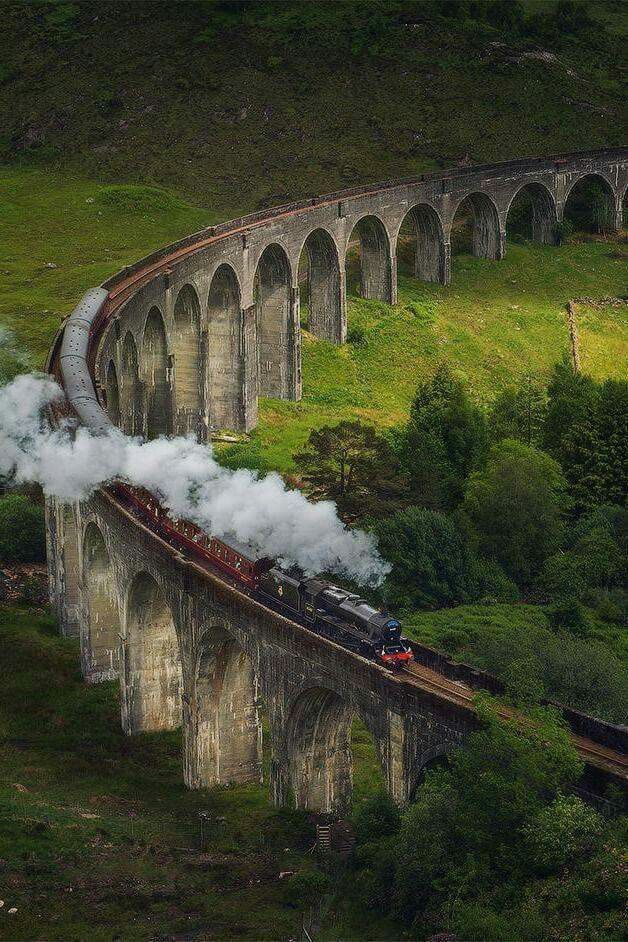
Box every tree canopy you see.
[462,439,569,585]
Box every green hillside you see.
[0,1,626,214]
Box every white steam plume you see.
[0,373,390,586]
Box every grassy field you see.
[0,605,390,941]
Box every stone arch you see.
[186,626,262,789]
[123,572,182,734]
[284,686,355,813]
[141,307,172,440]
[104,360,120,426]
[345,214,393,301]
[396,203,446,284]
[60,503,80,638]
[254,244,295,399]
[450,191,502,259]
[207,264,243,431]
[564,173,617,234]
[297,228,344,344]
[173,284,203,438]
[82,521,120,682]
[408,742,457,800]
[120,332,143,436]
[505,182,557,244]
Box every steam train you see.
[111,483,413,671]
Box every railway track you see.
[402,662,627,779]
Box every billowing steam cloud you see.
[0,373,390,585]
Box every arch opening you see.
[408,745,455,801]
[283,688,385,815]
[505,183,557,245]
[297,229,343,343]
[105,360,120,427]
[189,626,262,789]
[564,173,617,235]
[173,284,203,439]
[141,307,172,440]
[285,687,353,813]
[396,203,445,284]
[82,522,120,682]
[254,244,294,399]
[345,215,392,301]
[207,265,243,431]
[124,573,182,733]
[120,332,143,436]
[351,716,387,809]
[451,192,502,260]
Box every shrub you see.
[375,507,472,610]
[462,440,569,586]
[347,324,367,346]
[467,556,520,604]
[546,598,590,634]
[352,792,400,846]
[522,795,604,873]
[0,494,46,564]
[282,868,330,907]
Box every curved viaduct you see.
[46,148,627,814]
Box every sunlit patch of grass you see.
[252,238,627,470]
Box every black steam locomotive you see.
[112,483,413,671]
[258,568,413,669]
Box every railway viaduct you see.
[45,148,628,814]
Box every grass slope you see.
[0,168,213,378]
[0,606,386,941]
[0,2,625,213]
